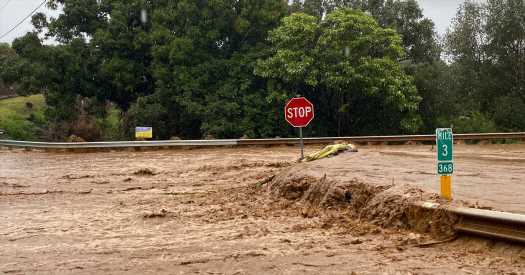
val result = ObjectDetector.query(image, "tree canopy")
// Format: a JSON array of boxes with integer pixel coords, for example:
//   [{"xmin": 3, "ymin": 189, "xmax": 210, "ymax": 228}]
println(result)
[
  {"xmin": 256, "ymin": 9, "xmax": 421, "ymax": 135},
  {"xmin": 1, "ymin": 0, "xmax": 524, "ymax": 141},
  {"xmin": 443, "ymin": 0, "xmax": 525, "ymax": 132}
]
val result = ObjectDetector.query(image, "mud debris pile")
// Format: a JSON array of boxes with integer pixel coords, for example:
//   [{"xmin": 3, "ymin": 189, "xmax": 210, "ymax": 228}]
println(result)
[{"xmin": 265, "ymin": 156, "xmax": 459, "ymax": 238}]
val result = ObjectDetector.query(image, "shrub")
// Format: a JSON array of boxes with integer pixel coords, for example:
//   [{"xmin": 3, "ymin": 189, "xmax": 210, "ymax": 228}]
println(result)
[
  {"xmin": 450, "ymin": 112, "xmax": 497, "ymax": 133},
  {"xmin": 492, "ymin": 96, "xmax": 525, "ymax": 132},
  {"xmin": 0, "ymin": 113, "xmax": 36, "ymax": 140}
]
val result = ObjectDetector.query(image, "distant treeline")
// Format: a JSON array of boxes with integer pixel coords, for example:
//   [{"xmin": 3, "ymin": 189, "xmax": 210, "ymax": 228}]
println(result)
[{"xmin": 0, "ymin": 0, "xmax": 524, "ymax": 141}]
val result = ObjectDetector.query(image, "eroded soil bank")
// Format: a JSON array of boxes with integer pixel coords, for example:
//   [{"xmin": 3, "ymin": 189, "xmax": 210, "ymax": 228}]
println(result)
[
  {"xmin": 266, "ymin": 161, "xmax": 458, "ymax": 239},
  {"xmin": 1, "ymin": 146, "xmax": 524, "ymax": 274}
]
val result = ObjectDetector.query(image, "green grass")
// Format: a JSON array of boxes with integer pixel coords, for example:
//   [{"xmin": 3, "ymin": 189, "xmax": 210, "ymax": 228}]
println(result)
[{"xmin": 0, "ymin": 95, "xmax": 46, "ymax": 140}]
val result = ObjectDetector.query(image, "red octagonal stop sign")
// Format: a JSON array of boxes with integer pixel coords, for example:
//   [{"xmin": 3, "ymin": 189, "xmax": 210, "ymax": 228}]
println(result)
[{"xmin": 284, "ymin": 97, "xmax": 315, "ymax": 128}]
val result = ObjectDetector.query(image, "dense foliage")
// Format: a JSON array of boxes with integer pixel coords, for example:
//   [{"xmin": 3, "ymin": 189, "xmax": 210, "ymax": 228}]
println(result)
[
  {"xmin": 256, "ymin": 10, "xmax": 421, "ymax": 135},
  {"xmin": 444, "ymin": 0, "xmax": 525, "ymax": 132},
  {"xmin": 0, "ymin": 0, "xmax": 524, "ymax": 140}
]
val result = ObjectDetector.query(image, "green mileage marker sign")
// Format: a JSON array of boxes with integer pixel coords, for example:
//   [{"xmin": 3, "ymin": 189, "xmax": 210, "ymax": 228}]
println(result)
[{"xmin": 436, "ymin": 128, "xmax": 454, "ymax": 175}]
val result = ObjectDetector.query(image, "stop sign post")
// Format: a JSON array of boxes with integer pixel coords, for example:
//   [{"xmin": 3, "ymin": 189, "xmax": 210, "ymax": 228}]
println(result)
[{"xmin": 285, "ymin": 97, "xmax": 315, "ymax": 159}]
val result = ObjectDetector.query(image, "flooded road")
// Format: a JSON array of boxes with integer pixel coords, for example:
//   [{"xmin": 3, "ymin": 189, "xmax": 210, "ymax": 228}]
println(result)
[{"xmin": 0, "ymin": 145, "xmax": 524, "ymax": 274}]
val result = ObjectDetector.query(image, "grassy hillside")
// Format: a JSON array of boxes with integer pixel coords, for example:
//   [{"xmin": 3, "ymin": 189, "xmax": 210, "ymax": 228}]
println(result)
[
  {"xmin": 0, "ymin": 95, "xmax": 125, "ymax": 141},
  {"xmin": 0, "ymin": 95, "xmax": 46, "ymax": 140}
]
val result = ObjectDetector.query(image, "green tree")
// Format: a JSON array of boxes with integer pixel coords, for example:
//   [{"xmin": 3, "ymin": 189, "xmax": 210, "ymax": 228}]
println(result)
[
  {"xmin": 484, "ymin": 0, "xmax": 525, "ymax": 130},
  {"xmin": 0, "ymin": 43, "xmax": 20, "ymax": 95},
  {"xmin": 8, "ymin": 1, "xmax": 158, "ymax": 140},
  {"xmin": 256, "ymin": 9, "xmax": 422, "ymax": 136},
  {"xmin": 444, "ymin": 0, "xmax": 525, "ymax": 132},
  {"xmin": 40, "ymin": 0, "xmax": 155, "ymax": 110},
  {"xmin": 291, "ymin": 0, "xmax": 443, "ymax": 134},
  {"xmin": 445, "ymin": 1, "xmax": 486, "ymax": 113},
  {"xmin": 10, "ymin": 33, "xmax": 96, "ymax": 139},
  {"xmin": 291, "ymin": 0, "xmax": 441, "ymax": 63},
  {"xmin": 139, "ymin": 0, "xmax": 289, "ymax": 139},
  {"xmin": 8, "ymin": 0, "xmax": 462, "ymax": 140},
  {"xmin": 406, "ymin": 61, "xmax": 454, "ymax": 131}
]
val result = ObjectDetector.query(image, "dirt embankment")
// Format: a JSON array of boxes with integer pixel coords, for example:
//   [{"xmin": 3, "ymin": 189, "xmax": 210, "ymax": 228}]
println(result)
[{"xmin": 265, "ymin": 160, "xmax": 458, "ymax": 240}]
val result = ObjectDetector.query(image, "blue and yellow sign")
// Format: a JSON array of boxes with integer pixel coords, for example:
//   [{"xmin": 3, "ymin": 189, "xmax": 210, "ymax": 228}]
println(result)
[{"xmin": 135, "ymin": 127, "xmax": 153, "ymax": 139}]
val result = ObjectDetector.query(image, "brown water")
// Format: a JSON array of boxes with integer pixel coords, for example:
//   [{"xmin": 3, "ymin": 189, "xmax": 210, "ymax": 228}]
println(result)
[{"xmin": 0, "ymin": 145, "xmax": 524, "ymax": 274}]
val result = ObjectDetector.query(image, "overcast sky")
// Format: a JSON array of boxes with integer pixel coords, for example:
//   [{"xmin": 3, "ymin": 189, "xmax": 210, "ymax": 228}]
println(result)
[{"xmin": 0, "ymin": 0, "xmax": 465, "ymax": 44}]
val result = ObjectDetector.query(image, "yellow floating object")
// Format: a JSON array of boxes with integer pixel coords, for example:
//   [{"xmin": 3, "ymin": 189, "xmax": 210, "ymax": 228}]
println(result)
[{"xmin": 303, "ymin": 144, "xmax": 357, "ymax": 162}]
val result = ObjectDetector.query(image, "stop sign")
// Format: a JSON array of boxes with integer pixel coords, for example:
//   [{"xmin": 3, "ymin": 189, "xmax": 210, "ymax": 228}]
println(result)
[{"xmin": 284, "ymin": 97, "xmax": 315, "ymax": 128}]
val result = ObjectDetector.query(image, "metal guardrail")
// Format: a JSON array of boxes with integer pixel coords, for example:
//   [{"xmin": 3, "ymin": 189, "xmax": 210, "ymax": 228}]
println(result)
[
  {"xmin": 451, "ymin": 206, "xmax": 525, "ymax": 244},
  {"xmin": 419, "ymin": 202, "xmax": 525, "ymax": 244},
  {"xmin": 1, "ymin": 132, "xmax": 525, "ymax": 150},
  {"xmin": 240, "ymin": 132, "xmax": 525, "ymax": 145},
  {"xmin": 417, "ymin": 202, "xmax": 525, "ymax": 244},
  {"xmin": 0, "ymin": 139, "xmax": 238, "ymax": 149}
]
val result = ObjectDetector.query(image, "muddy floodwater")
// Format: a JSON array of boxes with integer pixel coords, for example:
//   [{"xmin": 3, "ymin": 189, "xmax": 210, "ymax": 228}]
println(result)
[{"xmin": 1, "ymin": 144, "xmax": 524, "ymax": 274}]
